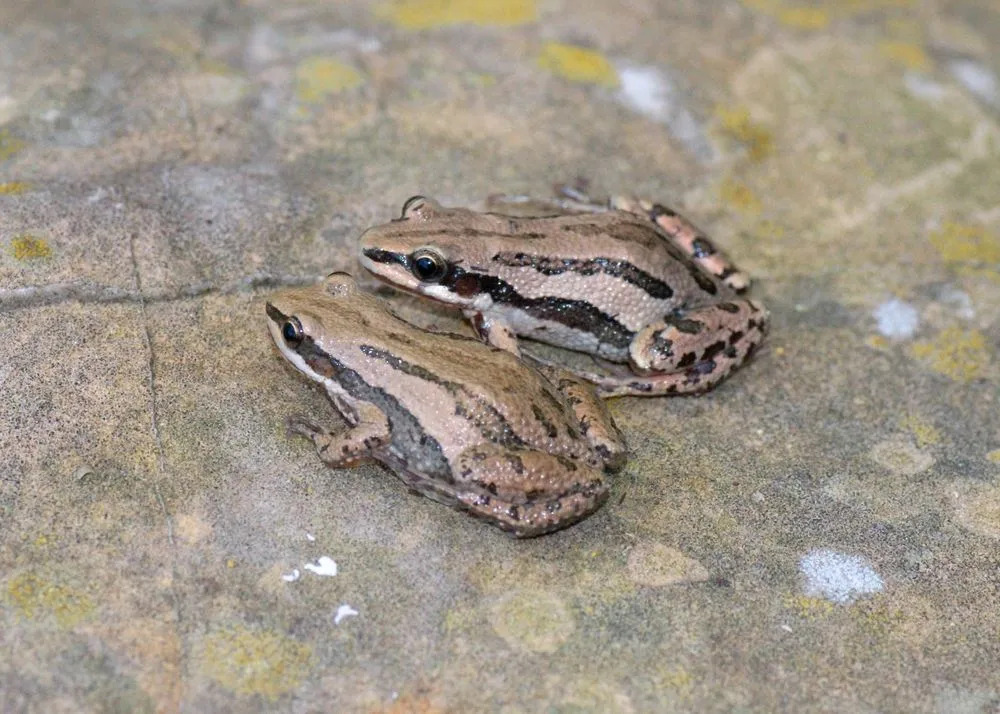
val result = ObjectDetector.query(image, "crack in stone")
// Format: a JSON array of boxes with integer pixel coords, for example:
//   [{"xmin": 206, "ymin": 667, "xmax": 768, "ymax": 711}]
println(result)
[{"xmin": 0, "ymin": 273, "xmax": 322, "ymax": 312}]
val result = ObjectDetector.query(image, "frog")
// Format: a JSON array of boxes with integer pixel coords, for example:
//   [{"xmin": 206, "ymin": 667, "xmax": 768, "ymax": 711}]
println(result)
[
  {"xmin": 359, "ymin": 185, "xmax": 768, "ymax": 398},
  {"xmin": 265, "ymin": 272, "xmax": 626, "ymax": 538}
]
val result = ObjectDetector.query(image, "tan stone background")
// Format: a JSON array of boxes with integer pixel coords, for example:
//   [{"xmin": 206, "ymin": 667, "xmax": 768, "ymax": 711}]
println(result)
[{"xmin": 1, "ymin": 0, "xmax": 999, "ymax": 711}]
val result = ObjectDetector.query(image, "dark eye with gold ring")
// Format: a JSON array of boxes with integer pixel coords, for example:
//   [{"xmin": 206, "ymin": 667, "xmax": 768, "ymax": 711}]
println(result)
[
  {"xmin": 401, "ymin": 195, "xmax": 426, "ymax": 218},
  {"xmin": 282, "ymin": 317, "xmax": 303, "ymax": 345},
  {"xmin": 410, "ymin": 247, "xmax": 447, "ymax": 283}
]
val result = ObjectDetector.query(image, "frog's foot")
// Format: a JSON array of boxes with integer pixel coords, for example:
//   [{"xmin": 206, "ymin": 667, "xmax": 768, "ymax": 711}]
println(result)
[
  {"xmin": 593, "ymin": 299, "xmax": 768, "ymax": 397},
  {"xmin": 610, "ymin": 195, "xmax": 751, "ymax": 292},
  {"xmin": 286, "ymin": 403, "xmax": 390, "ymax": 467},
  {"xmin": 453, "ymin": 446, "xmax": 610, "ymax": 537},
  {"xmin": 467, "ymin": 311, "xmax": 521, "ymax": 356},
  {"xmin": 536, "ymin": 365, "xmax": 627, "ymax": 471}
]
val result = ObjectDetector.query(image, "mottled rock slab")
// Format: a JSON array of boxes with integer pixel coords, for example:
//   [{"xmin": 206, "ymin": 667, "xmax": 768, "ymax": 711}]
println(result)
[{"xmin": 2, "ymin": 0, "xmax": 999, "ymax": 711}]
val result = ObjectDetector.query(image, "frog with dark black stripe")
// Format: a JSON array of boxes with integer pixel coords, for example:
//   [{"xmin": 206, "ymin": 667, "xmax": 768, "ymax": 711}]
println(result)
[
  {"xmin": 266, "ymin": 273, "xmax": 625, "ymax": 537},
  {"xmin": 359, "ymin": 190, "xmax": 768, "ymax": 398}
]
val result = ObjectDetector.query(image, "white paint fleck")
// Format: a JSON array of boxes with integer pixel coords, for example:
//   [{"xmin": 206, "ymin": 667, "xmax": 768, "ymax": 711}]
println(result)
[
  {"xmin": 282, "ymin": 568, "xmax": 301, "ymax": 582},
  {"xmin": 305, "ymin": 532, "xmax": 316, "ymax": 542},
  {"xmin": 334, "ymin": 604, "xmax": 359, "ymax": 625},
  {"xmin": 780, "ymin": 624, "xmax": 793, "ymax": 633},
  {"xmin": 873, "ymin": 299, "xmax": 919, "ymax": 339},
  {"xmin": 948, "ymin": 58, "xmax": 1000, "ymax": 109},
  {"xmin": 903, "ymin": 72, "xmax": 945, "ymax": 101},
  {"xmin": 799, "ymin": 549, "xmax": 884, "ymax": 604},
  {"xmin": 304, "ymin": 556, "xmax": 338, "ymax": 577},
  {"xmin": 616, "ymin": 64, "xmax": 714, "ymax": 162}
]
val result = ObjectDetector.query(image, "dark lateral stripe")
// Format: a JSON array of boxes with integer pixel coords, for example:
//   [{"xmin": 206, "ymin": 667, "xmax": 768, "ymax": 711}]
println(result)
[
  {"xmin": 493, "ymin": 251, "xmax": 675, "ymax": 300},
  {"xmin": 444, "ymin": 267, "xmax": 634, "ymax": 350},
  {"xmin": 359, "ymin": 344, "xmax": 529, "ymax": 448},
  {"xmin": 281, "ymin": 328, "xmax": 453, "ymax": 483},
  {"xmin": 363, "ymin": 248, "xmax": 409, "ymax": 268}
]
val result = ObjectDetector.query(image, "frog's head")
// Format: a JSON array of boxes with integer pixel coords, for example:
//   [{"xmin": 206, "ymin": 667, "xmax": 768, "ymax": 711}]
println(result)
[
  {"xmin": 265, "ymin": 272, "xmax": 372, "ymax": 384},
  {"xmin": 359, "ymin": 195, "xmax": 496, "ymax": 310}
]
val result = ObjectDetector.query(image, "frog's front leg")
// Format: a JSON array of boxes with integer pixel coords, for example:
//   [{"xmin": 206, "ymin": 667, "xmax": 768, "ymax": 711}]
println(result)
[
  {"xmin": 597, "ymin": 299, "xmax": 768, "ymax": 397},
  {"xmin": 286, "ymin": 401, "xmax": 390, "ymax": 467},
  {"xmin": 537, "ymin": 366, "xmax": 627, "ymax": 471},
  {"xmin": 453, "ymin": 445, "xmax": 609, "ymax": 537},
  {"xmin": 466, "ymin": 310, "xmax": 521, "ymax": 356}
]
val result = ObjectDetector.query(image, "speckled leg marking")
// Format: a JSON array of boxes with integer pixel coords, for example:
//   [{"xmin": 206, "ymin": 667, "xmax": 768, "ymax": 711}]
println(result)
[
  {"xmin": 592, "ymin": 299, "xmax": 768, "ymax": 397},
  {"xmin": 286, "ymin": 402, "xmax": 390, "ymax": 466},
  {"xmin": 538, "ymin": 365, "xmax": 627, "ymax": 471},
  {"xmin": 454, "ymin": 446, "xmax": 609, "ymax": 537},
  {"xmin": 608, "ymin": 195, "xmax": 750, "ymax": 292}
]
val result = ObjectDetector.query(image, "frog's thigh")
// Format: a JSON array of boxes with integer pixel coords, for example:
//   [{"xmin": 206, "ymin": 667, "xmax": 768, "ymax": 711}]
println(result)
[
  {"xmin": 616, "ymin": 300, "xmax": 768, "ymax": 396},
  {"xmin": 454, "ymin": 445, "xmax": 609, "ymax": 537},
  {"xmin": 539, "ymin": 366, "xmax": 626, "ymax": 471},
  {"xmin": 287, "ymin": 401, "xmax": 390, "ymax": 467},
  {"xmin": 610, "ymin": 195, "xmax": 751, "ymax": 293}
]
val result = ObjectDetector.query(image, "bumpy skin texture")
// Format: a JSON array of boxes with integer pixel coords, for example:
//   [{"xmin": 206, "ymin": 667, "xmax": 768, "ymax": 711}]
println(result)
[
  {"xmin": 266, "ymin": 274, "xmax": 625, "ymax": 537},
  {"xmin": 358, "ymin": 191, "xmax": 769, "ymax": 397}
]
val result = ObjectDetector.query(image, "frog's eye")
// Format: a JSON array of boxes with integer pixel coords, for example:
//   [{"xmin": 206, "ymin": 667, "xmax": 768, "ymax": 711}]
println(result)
[
  {"xmin": 282, "ymin": 317, "xmax": 304, "ymax": 345},
  {"xmin": 410, "ymin": 247, "xmax": 447, "ymax": 283},
  {"xmin": 401, "ymin": 195, "xmax": 426, "ymax": 219}
]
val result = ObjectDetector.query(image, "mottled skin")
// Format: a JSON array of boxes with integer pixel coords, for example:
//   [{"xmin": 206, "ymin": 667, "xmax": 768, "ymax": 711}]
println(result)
[
  {"xmin": 266, "ymin": 273, "xmax": 625, "ymax": 537},
  {"xmin": 359, "ymin": 189, "xmax": 768, "ymax": 398}
]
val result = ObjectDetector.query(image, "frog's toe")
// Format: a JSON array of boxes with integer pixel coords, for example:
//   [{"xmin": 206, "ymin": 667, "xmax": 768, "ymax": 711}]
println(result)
[{"xmin": 285, "ymin": 414, "xmax": 326, "ymax": 440}]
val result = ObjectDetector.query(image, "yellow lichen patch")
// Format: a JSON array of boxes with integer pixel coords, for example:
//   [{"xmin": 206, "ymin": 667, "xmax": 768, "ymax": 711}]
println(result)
[
  {"xmin": 878, "ymin": 41, "xmax": 930, "ymax": 71},
  {"xmin": 201, "ymin": 627, "xmax": 312, "ymax": 700},
  {"xmin": 987, "ymin": 449, "xmax": 1000, "ymax": 464},
  {"xmin": 490, "ymin": 589, "xmax": 575, "ymax": 653},
  {"xmin": 627, "ymin": 542, "xmax": 710, "ymax": 587},
  {"xmin": 899, "ymin": 414, "xmax": 941, "ymax": 448},
  {"xmin": 0, "ymin": 129, "xmax": 25, "ymax": 160},
  {"xmin": 7, "ymin": 573, "xmax": 95, "ymax": 627},
  {"xmin": 777, "ymin": 6, "xmax": 830, "ymax": 29},
  {"xmin": 740, "ymin": 0, "xmax": 914, "ymax": 30},
  {"xmin": 715, "ymin": 106, "xmax": 773, "ymax": 162},
  {"xmin": 375, "ymin": 0, "xmax": 536, "ymax": 29},
  {"xmin": 954, "ymin": 486, "xmax": 1000, "ymax": 538},
  {"xmin": 909, "ymin": 327, "xmax": 990, "ymax": 383},
  {"xmin": 929, "ymin": 222, "xmax": 1000, "ymax": 265},
  {"xmin": 718, "ymin": 177, "xmax": 762, "ymax": 214},
  {"xmin": 851, "ymin": 600, "xmax": 905, "ymax": 638},
  {"xmin": 11, "ymin": 234, "xmax": 52, "ymax": 260},
  {"xmin": 537, "ymin": 43, "xmax": 618, "ymax": 87},
  {"xmin": 295, "ymin": 57, "xmax": 365, "ymax": 104},
  {"xmin": 0, "ymin": 181, "xmax": 29, "ymax": 194},
  {"xmin": 783, "ymin": 594, "xmax": 834, "ymax": 619}
]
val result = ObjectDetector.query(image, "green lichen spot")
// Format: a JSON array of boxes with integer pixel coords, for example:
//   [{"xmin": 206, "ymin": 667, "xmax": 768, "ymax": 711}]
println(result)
[
  {"xmin": 201, "ymin": 627, "xmax": 313, "ymax": 700},
  {"xmin": 987, "ymin": 449, "xmax": 1000, "ymax": 464},
  {"xmin": 909, "ymin": 327, "xmax": 990, "ymax": 383},
  {"xmin": 11, "ymin": 235, "xmax": 52, "ymax": 260},
  {"xmin": 719, "ymin": 177, "xmax": 762, "ymax": 214},
  {"xmin": 490, "ymin": 589, "xmax": 575, "ymax": 653},
  {"xmin": 537, "ymin": 43, "xmax": 618, "ymax": 87},
  {"xmin": 7, "ymin": 573, "xmax": 95, "ymax": 627},
  {"xmin": 0, "ymin": 181, "xmax": 29, "ymax": 194},
  {"xmin": 929, "ymin": 222, "xmax": 1000, "ymax": 265},
  {"xmin": 715, "ymin": 106, "xmax": 774, "ymax": 162},
  {"xmin": 878, "ymin": 41, "xmax": 930, "ymax": 71},
  {"xmin": 375, "ymin": 0, "xmax": 537, "ymax": 29},
  {"xmin": 296, "ymin": 57, "xmax": 365, "ymax": 103},
  {"xmin": 0, "ymin": 129, "xmax": 25, "ymax": 161}
]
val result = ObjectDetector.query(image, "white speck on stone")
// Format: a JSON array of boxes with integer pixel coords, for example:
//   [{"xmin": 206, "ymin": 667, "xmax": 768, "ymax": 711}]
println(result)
[
  {"xmin": 937, "ymin": 286, "xmax": 975, "ymax": 319},
  {"xmin": 799, "ymin": 549, "xmax": 884, "ymax": 604},
  {"xmin": 616, "ymin": 64, "xmax": 714, "ymax": 162},
  {"xmin": 281, "ymin": 568, "xmax": 301, "ymax": 582},
  {"xmin": 873, "ymin": 299, "xmax": 919, "ymax": 339},
  {"xmin": 334, "ymin": 604, "xmax": 359, "ymax": 625},
  {"xmin": 305, "ymin": 532, "xmax": 316, "ymax": 542},
  {"xmin": 304, "ymin": 556, "xmax": 338, "ymax": 577},
  {"xmin": 948, "ymin": 58, "xmax": 1000, "ymax": 108},
  {"xmin": 780, "ymin": 624, "xmax": 793, "ymax": 633},
  {"xmin": 903, "ymin": 72, "xmax": 946, "ymax": 101}
]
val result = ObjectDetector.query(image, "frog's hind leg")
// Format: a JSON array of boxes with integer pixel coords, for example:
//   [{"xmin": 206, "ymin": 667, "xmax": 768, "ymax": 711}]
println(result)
[
  {"xmin": 609, "ymin": 195, "xmax": 751, "ymax": 292},
  {"xmin": 535, "ymin": 365, "xmax": 627, "ymax": 471},
  {"xmin": 453, "ymin": 445, "xmax": 609, "ymax": 537},
  {"xmin": 595, "ymin": 299, "xmax": 769, "ymax": 397}
]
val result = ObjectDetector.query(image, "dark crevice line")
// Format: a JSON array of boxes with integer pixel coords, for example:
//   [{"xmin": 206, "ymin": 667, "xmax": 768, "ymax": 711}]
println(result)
[{"xmin": 0, "ymin": 273, "xmax": 322, "ymax": 312}]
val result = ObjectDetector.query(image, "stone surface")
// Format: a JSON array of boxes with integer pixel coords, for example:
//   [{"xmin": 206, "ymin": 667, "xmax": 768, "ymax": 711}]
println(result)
[{"xmin": 2, "ymin": 0, "xmax": 999, "ymax": 711}]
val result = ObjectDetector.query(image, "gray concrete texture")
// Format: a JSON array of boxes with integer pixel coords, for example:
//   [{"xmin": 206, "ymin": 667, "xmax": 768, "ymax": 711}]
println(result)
[{"xmin": 1, "ymin": 0, "xmax": 999, "ymax": 711}]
